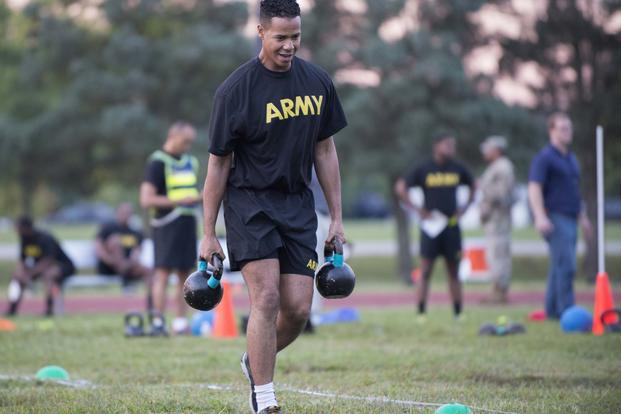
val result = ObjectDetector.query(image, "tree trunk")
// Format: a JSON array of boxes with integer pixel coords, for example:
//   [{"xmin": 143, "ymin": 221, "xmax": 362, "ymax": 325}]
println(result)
[
  {"xmin": 391, "ymin": 177, "xmax": 414, "ymax": 285},
  {"xmin": 19, "ymin": 171, "xmax": 34, "ymax": 217}
]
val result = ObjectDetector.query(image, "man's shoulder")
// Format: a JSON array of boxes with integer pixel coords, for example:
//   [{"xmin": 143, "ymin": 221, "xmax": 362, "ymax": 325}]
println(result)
[
  {"xmin": 497, "ymin": 156, "xmax": 514, "ymax": 169},
  {"xmin": 35, "ymin": 230, "xmax": 59, "ymax": 246},
  {"xmin": 98, "ymin": 220, "xmax": 118, "ymax": 233},
  {"xmin": 447, "ymin": 159, "xmax": 470, "ymax": 172},
  {"xmin": 534, "ymin": 145, "xmax": 553, "ymax": 159},
  {"xmin": 215, "ymin": 58, "xmax": 258, "ymax": 98},
  {"xmin": 294, "ymin": 57, "xmax": 333, "ymax": 86},
  {"xmin": 413, "ymin": 159, "xmax": 434, "ymax": 172}
]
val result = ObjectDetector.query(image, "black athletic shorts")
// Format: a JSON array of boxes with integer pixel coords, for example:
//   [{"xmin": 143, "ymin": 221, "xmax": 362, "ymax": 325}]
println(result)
[
  {"xmin": 223, "ymin": 186, "xmax": 318, "ymax": 277},
  {"xmin": 59, "ymin": 261, "xmax": 75, "ymax": 282},
  {"xmin": 97, "ymin": 261, "xmax": 116, "ymax": 276},
  {"xmin": 33, "ymin": 261, "xmax": 74, "ymax": 283},
  {"xmin": 420, "ymin": 224, "xmax": 462, "ymax": 263},
  {"xmin": 152, "ymin": 214, "xmax": 197, "ymax": 271},
  {"xmin": 96, "ymin": 260, "xmax": 142, "ymax": 278}
]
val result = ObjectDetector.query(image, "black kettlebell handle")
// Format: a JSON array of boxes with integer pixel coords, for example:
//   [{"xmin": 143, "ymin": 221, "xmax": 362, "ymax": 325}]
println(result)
[
  {"xmin": 125, "ymin": 311, "xmax": 144, "ymax": 329},
  {"xmin": 323, "ymin": 238, "xmax": 344, "ymax": 267},
  {"xmin": 198, "ymin": 254, "xmax": 224, "ymax": 278}
]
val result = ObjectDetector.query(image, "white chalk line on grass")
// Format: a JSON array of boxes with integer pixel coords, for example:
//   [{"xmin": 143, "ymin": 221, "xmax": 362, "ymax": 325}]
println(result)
[
  {"xmin": 0, "ymin": 374, "xmax": 93, "ymax": 389},
  {"xmin": 0, "ymin": 374, "xmax": 517, "ymax": 414}
]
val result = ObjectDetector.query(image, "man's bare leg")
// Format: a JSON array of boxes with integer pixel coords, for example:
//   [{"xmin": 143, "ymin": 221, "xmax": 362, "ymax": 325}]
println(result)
[
  {"xmin": 276, "ymin": 274, "xmax": 313, "ymax": 351},
  {"xmin": 445, "ymin": 259, "xmax": 463, "ymax": 317},
  {"xmin": 152, "ymin": 267, "xmax": 170, "ymax": 313},
  {"xmin": 417, "ymin": 258, "xmax": 435, "ymax": 315},
  {"xmin": 242, "ymin": 258, "xmax": 281, "ymax": 385},
  {"xmin": 40, "ymin": 264, "xmax": 62, "ymax": 316}
]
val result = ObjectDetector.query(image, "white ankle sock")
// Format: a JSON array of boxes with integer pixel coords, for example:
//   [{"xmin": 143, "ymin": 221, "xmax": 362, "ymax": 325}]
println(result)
[{"xmin": 254, "ymin": 382, "xmax": 278, "ymax": 412}]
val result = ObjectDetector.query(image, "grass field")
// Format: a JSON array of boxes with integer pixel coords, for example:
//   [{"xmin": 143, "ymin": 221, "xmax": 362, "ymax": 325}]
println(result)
[
  {"xmin": 1, "ymin": 220, "xmax": 621, "ymax": 243},
  {"xmin": 2, "ymin": 222, "xmax": 621, "ymax": 413},
  {"xmin": 2, "ymin": 306, "xmax": 621, "ymax": 413}
]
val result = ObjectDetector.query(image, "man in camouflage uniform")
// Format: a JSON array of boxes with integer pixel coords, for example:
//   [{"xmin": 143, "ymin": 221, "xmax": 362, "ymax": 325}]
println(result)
[{"xmin": 479, "ymin": 136, "xmax": 515, "ymax": 304}]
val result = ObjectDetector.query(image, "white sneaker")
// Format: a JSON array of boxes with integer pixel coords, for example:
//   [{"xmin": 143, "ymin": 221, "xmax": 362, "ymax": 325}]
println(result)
[
  {"xmin": 172, "ymin": 317, "xmax": 189, "ymax": 335},
  {"xmin": 241, "ymin": 352, "xmax": 258, "ymax": 413}
]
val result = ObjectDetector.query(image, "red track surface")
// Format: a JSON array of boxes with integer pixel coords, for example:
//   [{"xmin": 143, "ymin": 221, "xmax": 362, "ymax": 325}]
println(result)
[{"xmin": 2, "ymin": 289, "xmax": 618, "ymax": 316}]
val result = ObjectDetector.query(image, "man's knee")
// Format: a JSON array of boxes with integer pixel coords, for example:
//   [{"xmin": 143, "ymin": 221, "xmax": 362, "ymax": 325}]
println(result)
[
  {"xmin": 282, "ymin": 304, "xmax": 311, "ymax": 326},
  {"xmin": 252, "ymin": 288, "xmax": 280, "ymax": 318}
]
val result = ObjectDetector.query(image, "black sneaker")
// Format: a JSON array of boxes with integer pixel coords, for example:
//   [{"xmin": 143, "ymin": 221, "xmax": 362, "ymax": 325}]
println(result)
[
  {"xmin": 240, "ymin": 352, "xmax": 258, "ymax": 413},
  {"xmin": 258, "ymin": 406, "xmax": 281, "ymax": 414}
]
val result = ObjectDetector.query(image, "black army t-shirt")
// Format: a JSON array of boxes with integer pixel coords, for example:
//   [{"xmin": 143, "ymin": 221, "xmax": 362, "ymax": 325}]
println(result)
[
  {"xmin": 96, "ymin": 222, "xmax": 144, "ymax": 258},
  {"xmin": 208, "ymin": 56, "xmax": 347, "ymax": 193},
  {"xmin": 20, "ymin": 230, "xmax": 74, "ymax": 268},
  {"xmin": 405, "ymin": 159, "xmax": 474, "ymax": 217}
]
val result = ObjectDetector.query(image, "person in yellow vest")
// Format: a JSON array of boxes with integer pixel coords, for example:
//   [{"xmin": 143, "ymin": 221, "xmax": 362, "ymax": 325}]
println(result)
[{"xmin": 140, "ymin": 122, "xmax": 201, "ymax": 335}]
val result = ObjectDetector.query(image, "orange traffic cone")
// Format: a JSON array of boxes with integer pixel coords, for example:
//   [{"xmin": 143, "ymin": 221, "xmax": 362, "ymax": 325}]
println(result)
[
  {"xmin": 0, "ymin": 318, "xmax": 17, "ymax": 332},
  {"xmin": 467, "ymin": 247, "xmax": 489, "ymax": 273},
  {"xmin": 592, "ymin": 272, "xmax": 618, "ymax": 336},
  {"xmin": 212, "ymin": 281, "xmax": 239, "ymax": 338},
  {"xmin": 410, "ymin": 268, "xmax": 421, "ymax": 284}
]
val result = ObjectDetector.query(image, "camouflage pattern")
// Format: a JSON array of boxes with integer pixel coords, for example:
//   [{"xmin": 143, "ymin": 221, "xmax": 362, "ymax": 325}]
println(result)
[{"xmin": 479, "ymin": 156, "xmax": 514, "ymax": 292}]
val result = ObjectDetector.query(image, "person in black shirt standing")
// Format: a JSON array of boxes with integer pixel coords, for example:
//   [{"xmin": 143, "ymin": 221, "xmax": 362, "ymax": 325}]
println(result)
[
  {"xmin": 5, "ymin": 216, "xmax": 75, "ymax": 317},
  {"xmin": 395, "ymin": 133, "xmax": 474, "ymax": 322},
  {"xmin": 140, "ymin": 122, "xmax": 201, "ymax": 335},
  {"xmin": 200, "ymin": 1, "xmax": 347, "ymax": 412},
  {"xmin": 95, "ymin": 203, "xmax": 153, "ymax": 309}
]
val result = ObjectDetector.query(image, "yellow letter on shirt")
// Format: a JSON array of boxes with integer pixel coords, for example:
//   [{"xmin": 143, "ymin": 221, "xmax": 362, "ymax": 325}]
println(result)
[{"xmin": 266, "ymin": 103, "xmax": 284, "ymax": 124}]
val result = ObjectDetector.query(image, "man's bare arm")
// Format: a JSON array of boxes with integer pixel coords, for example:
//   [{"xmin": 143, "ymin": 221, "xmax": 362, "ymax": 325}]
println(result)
[
  {"xmin": 315, "ymin": 137, "xmax": 345, "ymax": 243},
  {"xmin": 199, "ymin": 153, "xmax": 232, "ymax": 260}
]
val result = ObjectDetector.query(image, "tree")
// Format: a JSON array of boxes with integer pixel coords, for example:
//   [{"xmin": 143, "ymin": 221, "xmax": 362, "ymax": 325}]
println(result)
[
  {"xmin": 0, "ymin": 0, "xmax": 252, "ymax": 215},
  {"xmin": 305, "ymin": 0, "xmax": 544, "ymax": 283},
  {"xmin": 497, "ymin": 0, "xmax": 621, "ymax": 280}
]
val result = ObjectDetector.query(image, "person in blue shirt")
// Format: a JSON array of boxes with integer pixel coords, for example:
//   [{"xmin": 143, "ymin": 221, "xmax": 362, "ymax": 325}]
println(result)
[{"xmin": 528, "ymin": 113, "xmax": 593, "ymax": 319}]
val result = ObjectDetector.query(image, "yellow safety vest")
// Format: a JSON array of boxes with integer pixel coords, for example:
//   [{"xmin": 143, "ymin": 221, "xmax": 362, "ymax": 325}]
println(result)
[{"xmin": 150, "ymin": 150, "xmax": 199, "ymax": 216}]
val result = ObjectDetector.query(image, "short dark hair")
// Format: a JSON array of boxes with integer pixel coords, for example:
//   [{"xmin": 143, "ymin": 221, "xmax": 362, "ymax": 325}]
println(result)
[
  {"xmin": 260, "ymin": 0, "xmax": 300, "ymax": 26},
  {"xmin": 16, "ymin": 215, "xmax": 33, "ymax": 230},
  {"xmin": 432, "ymin": 131, "xmax": 455, "ymax": 146}
]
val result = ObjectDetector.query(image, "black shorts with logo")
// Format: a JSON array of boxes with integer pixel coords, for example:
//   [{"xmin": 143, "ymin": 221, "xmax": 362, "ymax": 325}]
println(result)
[
  {"xmin": 224, "ymin": 186, "xmax": 318, "ymax": 277},
  {"xmin": 420, "ymin": 224, "xmax": 462, "ymax": 263},
  {"xmin": 152, "ymin": 215, "xmax": 197, "ymax": 271}
]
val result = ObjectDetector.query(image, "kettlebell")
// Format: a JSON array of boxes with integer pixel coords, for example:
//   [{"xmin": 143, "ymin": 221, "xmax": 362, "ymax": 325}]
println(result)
[
  {"xmin": 183, "ymin": 254, "xmax": 224, "ymax": 311},
  {"xmin": 315, "ymin": 239, "xmax": 355, "ymax": 299},
  {"xmin": 148, "ymin": 310, "xmax": 169, "ymax": 337},
  {"xmin": 124, "ymin": 311, "xmax": 145, "ymax": 337}
]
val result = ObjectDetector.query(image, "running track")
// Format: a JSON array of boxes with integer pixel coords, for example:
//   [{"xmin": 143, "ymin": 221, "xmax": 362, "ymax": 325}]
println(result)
[{"xmin": 2, "ymin": 289, "xmax": 619, "ymax": 315}]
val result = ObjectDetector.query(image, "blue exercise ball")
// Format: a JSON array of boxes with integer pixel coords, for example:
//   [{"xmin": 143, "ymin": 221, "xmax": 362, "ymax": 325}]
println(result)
[
  {"xmin": 191, "ymin": 311, "xmax": 214, "ymax": 336},
  {"xmin": 560, "ymin": 306, "xmax": 592, "ymax": 333}
]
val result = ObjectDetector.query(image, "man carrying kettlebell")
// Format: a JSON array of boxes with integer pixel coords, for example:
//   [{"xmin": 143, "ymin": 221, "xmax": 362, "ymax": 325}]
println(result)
[{"xmin": 199, "ymin": 1, "xmax": 347, "ymax": 412}]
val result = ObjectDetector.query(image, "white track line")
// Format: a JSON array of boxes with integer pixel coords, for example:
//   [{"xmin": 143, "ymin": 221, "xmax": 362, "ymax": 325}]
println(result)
[{"xmin": 0, "ymin": 374, "xmax": 517, "ymax": 413}]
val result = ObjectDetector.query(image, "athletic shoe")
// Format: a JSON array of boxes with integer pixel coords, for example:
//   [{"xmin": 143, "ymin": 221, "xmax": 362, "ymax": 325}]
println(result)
[
  {"xmin": 149, "ymin": 324, "xmax": 169, "ymax": 337},
  {"xmin": 240, "ymin": 352, "xmax": 258, "ymax": 413},
  {"xmin": 454, "ymin": 313, "xmax": 467, "ymax": 323},
  {"xmin": 416, "ymin": 314, "xmax": 427, "ymax": 325},
  {"xmin": 172, "ymin": 317, "xmax": 190, "ymax": 335},
  {"xmin": 258, "ymin": 406, "xmax": 281, "ymax": 414}
]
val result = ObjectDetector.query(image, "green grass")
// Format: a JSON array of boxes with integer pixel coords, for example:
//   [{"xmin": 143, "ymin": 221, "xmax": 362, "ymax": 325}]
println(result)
[
  {"xmin": 2, "ymin": 220, "xmax": 621, "ymax": 243},
  {"xmin": 2, "ymin": 254, "xmax": 621, "ymax": 412},
  {"xmin": 2, "ymin": 307, "xmax": 621, "ymax": 413},
  {"xmin": 343, "ymin": 219, "xmax": 621, "ymax": 242}
]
